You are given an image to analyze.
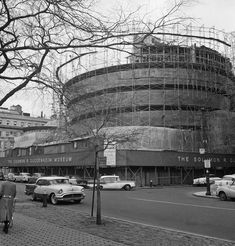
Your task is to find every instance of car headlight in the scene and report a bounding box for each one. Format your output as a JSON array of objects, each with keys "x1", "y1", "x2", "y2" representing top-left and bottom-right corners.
[{"x1": 58, "y1": 189, "x2": 63, "y2": 194}]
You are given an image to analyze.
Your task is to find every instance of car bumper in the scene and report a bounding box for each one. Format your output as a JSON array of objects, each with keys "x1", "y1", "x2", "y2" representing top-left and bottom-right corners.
[{"x1": 55, "y1": 193, "x2": 85, "y2": 201}]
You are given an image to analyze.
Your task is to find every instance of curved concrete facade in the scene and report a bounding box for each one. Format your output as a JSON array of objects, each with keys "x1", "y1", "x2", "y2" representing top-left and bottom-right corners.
[{"x1": 65, "y1": 45, "x2": 235, "y2": 153}]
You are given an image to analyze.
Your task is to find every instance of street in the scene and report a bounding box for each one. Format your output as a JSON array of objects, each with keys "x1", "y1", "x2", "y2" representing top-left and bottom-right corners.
[{"x1": 16, "y1": 184, "x2": 235, "y2": 242}]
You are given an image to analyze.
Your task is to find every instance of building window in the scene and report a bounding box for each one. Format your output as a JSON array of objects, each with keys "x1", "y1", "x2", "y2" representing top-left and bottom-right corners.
[
  {"x1": 14, "y1": 121, "x2": 17, "y2": 126},
  {"x1": 21, "y1": 122, "x2": 24, "y2": 127},
  {"x1": 6, "y1": 120, "x2": 10, "y2": 125},
  {"x1": 6, "y1": 132, "x2": 9, "y2": 136},
  {"x1": 28, "y1": 123, "x2": 31, "y2": 127},
  {"x1": 0, "y1": 120, "x2": 2, "y2": 124}
]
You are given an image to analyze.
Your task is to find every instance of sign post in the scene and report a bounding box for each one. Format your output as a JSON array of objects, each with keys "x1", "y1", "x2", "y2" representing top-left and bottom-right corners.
[{"x1": 204, "y1": 159, "x2": 211, "y2": 196}]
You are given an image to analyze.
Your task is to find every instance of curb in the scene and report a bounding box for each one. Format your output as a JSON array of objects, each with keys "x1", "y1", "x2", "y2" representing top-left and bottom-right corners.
[{"x1": 193, "y1": 192, "x2": 219, "y2": 199}]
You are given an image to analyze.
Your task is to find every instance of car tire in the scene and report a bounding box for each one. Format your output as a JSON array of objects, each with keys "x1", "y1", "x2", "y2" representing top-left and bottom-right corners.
[
  {"x1": 50, "y1": 193, "x2": 58, "y2": 205},
  {"x1": 123, "y1": 185, "x2": 131, "y2": 191},
  {"x1": 219, "y1": 192, "x2": 227, "y2": 201}
]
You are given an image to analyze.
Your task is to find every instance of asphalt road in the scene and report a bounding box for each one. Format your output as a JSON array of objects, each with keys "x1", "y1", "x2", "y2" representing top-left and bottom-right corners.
[{"x1": 16, "y1": 184, "x2": 235, "y2": 242}]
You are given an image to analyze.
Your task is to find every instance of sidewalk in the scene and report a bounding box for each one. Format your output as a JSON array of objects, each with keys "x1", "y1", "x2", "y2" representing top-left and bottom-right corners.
[
  {"x1": 1, "y1": 198, "x2": 235, "y2": 246},
  {"x1": 1, "y1": 213, "x2": 126, "y2": 246}
]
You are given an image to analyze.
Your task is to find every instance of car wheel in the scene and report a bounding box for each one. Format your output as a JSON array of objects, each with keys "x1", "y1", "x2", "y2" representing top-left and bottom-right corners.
[
  {"x1": 123, "y1": 185, "x2": 131, "y2": 191},
  {"x1": 50, "y1": 193, "x2": 58, "y2": 205},
  {"x1": 99, "y1": 185, "x2": 103, "y2": 190},
  {"x1": 219, "y1": 192, "x2": 227, "y2": 201}
]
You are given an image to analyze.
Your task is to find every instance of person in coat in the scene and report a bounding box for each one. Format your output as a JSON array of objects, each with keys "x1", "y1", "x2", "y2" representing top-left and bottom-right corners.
[{"x1": 0, "y1": 178, "x2": 16, "y2": 234}]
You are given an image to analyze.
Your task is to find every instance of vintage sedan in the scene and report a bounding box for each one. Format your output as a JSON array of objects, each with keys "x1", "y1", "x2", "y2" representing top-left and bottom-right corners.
[
  {"x1": 69, "y1": 176, "x2": 89, "y2": 189},
  {"x1": 25, "y1": 176, "x2": 85, "y2": 205},
  {"x1": 216, "y1": 179, "x2": 235, "y2": 201},
  {"x1": 7, "y1": 172, "x2": 17, "y2": 181},
  {"x1": 193, "y1": 174, "x2": 221, "y2": 186},
  {"x1": 87, "y1": 175, "x2": 136, "y2": 191},
  {"x1": 15, "y1": 172, "x2": 31, "y2": 182},
  {"x1": 214, "y1": 174, "x2": 235, "y2": 187}
]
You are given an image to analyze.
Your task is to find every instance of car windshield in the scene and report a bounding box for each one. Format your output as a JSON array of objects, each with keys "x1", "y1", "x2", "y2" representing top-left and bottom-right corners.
[{"x1": 49, "y1": 179, "x2": 69, "y2": 185}]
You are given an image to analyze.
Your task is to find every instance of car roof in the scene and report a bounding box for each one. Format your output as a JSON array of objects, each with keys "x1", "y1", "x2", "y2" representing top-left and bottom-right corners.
[
  {"x1": 223, "y1": 174, "x2": 235, "y2": 178},
  {"x1": 101, "y1": 175, "x2": 119, "y2": 178},
  {"x1": 37, "y1": 176, "x2": 68, "y2": 180}
]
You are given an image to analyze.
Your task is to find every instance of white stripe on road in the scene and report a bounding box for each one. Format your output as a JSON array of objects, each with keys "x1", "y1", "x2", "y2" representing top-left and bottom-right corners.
[{"x1": 130, "y1": 197, "x2": 235, "y2": 211}]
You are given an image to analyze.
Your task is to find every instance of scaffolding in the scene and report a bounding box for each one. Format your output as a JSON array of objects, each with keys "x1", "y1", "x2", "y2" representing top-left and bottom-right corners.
[{"x1": 66, "y1": 24, "x2": 235, "y2": 154}]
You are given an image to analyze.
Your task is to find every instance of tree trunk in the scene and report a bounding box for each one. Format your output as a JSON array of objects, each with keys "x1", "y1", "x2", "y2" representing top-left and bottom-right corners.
[{"x1": 96, "y1": 151, "x2": 102, "y2": 225}]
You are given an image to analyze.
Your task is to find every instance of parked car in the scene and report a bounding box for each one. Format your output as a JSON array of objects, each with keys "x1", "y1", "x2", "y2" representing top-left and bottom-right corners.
[
  {"x1": 15, "y1": 172, "x2": 31, "y2": 182},
  {"x1": 25, "y1": 176, "x2": 85, "y2": 205},
  {"x1": 87, "y1": 175, "x2": 136, "y2": 191},
  {"x1": 7, "y1": 172, "x2": 17, "y2": 182},
  {"x1": 28, "y1": 173, "x2": 45, "y2": 183},
  {"x1": 216, "y1": 178, "x2": 235, "y2": 201},
  {"x1": 193, "y1": 174, "x2": 221, "y2": 186},
  {"x1": 214, "y1": 174, "x2": 235, "y2": 187},
  {"x1": 69, "y1": 176, "x2": 89, "y2": 188}
]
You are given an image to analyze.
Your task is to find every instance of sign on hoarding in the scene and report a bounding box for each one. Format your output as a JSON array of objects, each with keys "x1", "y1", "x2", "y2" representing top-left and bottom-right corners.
[
  {"x1": 204, "y1": 159, "x2": 211, "y2": 168},
  {"x1": 104, "y1": 148, "x2": 116, "y2": 166}
]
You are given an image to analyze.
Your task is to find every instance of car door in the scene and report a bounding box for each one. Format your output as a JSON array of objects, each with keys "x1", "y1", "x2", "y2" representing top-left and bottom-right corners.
[
  {"x1": 227, "y1": 181, "x2": 235, "y2": 198},
  {"x1": 101, "y1": 177, "x2": 121, "y2": 189},
  {"x1": 34, "y1": 179, "x2": 50, "y2": 197},
  {"x1": 100, "y1": 177, "x2": 115, "y2": 189}
]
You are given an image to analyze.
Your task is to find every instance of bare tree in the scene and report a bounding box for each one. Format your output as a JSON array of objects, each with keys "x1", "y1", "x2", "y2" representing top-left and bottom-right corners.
[
  {"x1": 59, "y1": 78, "x2": 151, "y2": 224},
  {"x1": 0, "y1": 0, "x2": 190, "y2": 108},
  {"x1": 1, "y1": 0, "x2": 191, "y2": 225}
]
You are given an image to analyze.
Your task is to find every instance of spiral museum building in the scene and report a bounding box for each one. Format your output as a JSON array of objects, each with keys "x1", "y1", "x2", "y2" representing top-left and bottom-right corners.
[
  {"x1": 63, "y1": 27, "x2": 235, "y2": 185},
  {"x1": 1, "y1": 26, "x2": 235, "y2": 186}
]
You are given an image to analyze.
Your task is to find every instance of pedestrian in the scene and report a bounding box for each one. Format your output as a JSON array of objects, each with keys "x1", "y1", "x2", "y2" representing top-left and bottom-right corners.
[{"x1": 0, "y1": 177, "x2": 16, "y2": 234}]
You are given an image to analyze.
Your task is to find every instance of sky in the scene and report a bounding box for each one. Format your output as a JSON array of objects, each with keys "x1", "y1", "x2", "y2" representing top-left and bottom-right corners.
[{"x1": 2, "y1": 0, "x2": 235, "y2": 118}]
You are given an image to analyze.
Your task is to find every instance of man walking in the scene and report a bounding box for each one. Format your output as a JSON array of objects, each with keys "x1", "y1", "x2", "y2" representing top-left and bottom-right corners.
[{"x1": 0, "y1": 178, "x2": 16, "y2": 234}]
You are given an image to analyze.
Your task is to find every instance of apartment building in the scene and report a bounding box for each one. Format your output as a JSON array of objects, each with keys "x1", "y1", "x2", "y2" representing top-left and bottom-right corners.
[{"x1": 0, "y1": 105, "x2": 50, "y2": 157}]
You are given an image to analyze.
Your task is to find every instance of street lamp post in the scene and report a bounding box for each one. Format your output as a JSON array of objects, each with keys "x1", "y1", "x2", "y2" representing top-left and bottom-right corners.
[
  {"x1": 199, "y1": 148, "x2": 211, "y2": 196},
  {"x1": 200, "y1": 107, "x2": 211, "y2": 196}
]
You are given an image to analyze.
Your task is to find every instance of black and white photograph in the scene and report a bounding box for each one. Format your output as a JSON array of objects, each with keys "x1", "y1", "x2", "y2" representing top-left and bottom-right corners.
[{"x1": 0, "y1": 0, "x2": 235, "y2": 245}]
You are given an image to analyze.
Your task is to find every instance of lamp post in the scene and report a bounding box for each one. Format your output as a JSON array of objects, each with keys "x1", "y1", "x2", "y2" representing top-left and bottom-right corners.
[{"x1": 200, "y1": 107, "x2": 211, "y2": 196}]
